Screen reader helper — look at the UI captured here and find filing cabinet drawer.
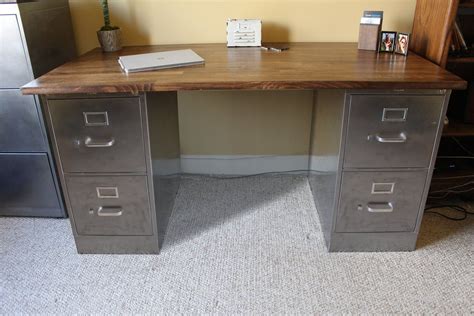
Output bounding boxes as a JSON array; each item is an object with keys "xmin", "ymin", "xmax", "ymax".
[
  {"xmin": 0, "ymin": 153, "xmax": 61, "ymax": 215},
  {"xmin": 48, "ymin": 97, "xmax": 147, "ymax": 173},
  {"xmin": 0, "ymin": 90, "xmax": 45, "ymax": 152},
  {"xmin": 344, "ymin": 94, "xmax": 444, "ymax": 169},
  {"xmin": 336, "ymin": 170, "xmax": 427, "ymax": 233},
  {"xmin": 0, "ymin": 14, "xmax": 32, "ymax": 88},
  {"xmin": 66, "ymin": 175, "xmax": 153, "ymax": 236}
]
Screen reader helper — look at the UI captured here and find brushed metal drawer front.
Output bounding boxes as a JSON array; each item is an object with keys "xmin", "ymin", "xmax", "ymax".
[
  {"xmin": 0, "ymin": 153, "xmax": 61, "ymax": 216},
  {"xmin": 66, "ymin": 175, "xmax": 153, "ymax": 236},
  {"xmin": 344, "ymin": 95, "xmax": 444, "ymax": 169},
  {"xmin": 48, "ymin": 97, "xmax": 146, "ymax": 173},
  {"xmin": 0, "ymin": 90, "xmax": 45, "ymax": 152},
  {"xmin": 0, "ymin": 14, "xmax": 32, "ymax": 88},
  {"xmin": 336, "ymin": 171, "xmax": 427, "ymax": 233}
]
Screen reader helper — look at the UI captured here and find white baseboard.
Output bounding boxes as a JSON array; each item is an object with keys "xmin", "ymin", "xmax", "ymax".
[
  {"xmin": 309, "ymin": 155, "xmax": 339, "ymax": 172},
  {"xmin": 180, "ymin": 155, "xmax": 309, "ymax": 175},
  {"xmin": 152, "ymin": 159, "xmax": 181, "ymax": 176},
  {"xmin": 152, "ymin": 155, "xmax": 339, "ymax": 175}
]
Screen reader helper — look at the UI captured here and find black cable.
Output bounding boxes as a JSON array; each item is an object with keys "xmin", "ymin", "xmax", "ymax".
[
  {"xmin": 424, "ymin": 203, "xmax": 474, "ymax": 221},
  {"xmin": 452, "ymin": 136, "xmax": 474, "ymax": 157}
]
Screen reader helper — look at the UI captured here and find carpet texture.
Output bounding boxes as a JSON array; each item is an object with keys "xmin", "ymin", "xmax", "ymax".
[{"xmin": 1, "ymin": 175, "xmax": 473, "ymax": 314}]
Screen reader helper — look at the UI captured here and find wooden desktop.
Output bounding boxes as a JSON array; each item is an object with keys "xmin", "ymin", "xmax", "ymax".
[{"xmin": 22, "ymin": 43, "xmax": 467, "ymax": 253}]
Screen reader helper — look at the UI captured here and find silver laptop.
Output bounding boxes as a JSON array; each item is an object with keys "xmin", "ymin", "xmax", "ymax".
[{"xmin": 118, "ymin": 49, "xmax": 204, "ymax": 73}]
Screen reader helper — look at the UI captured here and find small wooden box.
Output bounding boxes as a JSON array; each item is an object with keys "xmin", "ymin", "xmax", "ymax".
[{"xmin": 358, "ymin": 24, "xmax": 381, "ymax": 51}]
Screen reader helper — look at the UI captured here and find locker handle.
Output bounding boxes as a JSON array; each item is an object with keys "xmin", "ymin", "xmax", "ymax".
[
  {"xmin": 97, "ymin": 206, "xmax": 123, "ymax": 217},
  {"xmin": 367, "ymin": 202, "xmax": 393, "ymax": 213},
  {"xmin": 84, "ymin": 137, "xmax": 115, "ymax": 148},
  {"xmin": 375, "ymin": 132, "xmax": 407, "ymax": 143}
]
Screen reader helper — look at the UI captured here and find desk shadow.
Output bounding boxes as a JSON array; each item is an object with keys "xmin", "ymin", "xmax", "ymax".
[
  {"xmin": 262, "ymin": 22, "xmax": 290, "ymax": 43},
  {"xmin": 416, "ymin": 208, "xmax": 474, "ymax": 249},
  {"xmin": 159, "ymin": 174, "xmax": 308, "ymax": 250}
]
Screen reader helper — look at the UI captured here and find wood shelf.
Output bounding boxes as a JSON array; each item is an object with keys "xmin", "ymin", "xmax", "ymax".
[{"xmin": 443, "ymin": 121, "xmax": 474, "ymax": 136}]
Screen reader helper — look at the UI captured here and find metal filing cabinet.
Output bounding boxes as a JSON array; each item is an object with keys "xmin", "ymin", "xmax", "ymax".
[
  {"xmin": 324, "ymin": 90, "xmax": 449, "ymax": 251},
  {"xmin": 0, "ymin": 0, "xmax": 76, "ymax": 217},
  {"xmin": 44, "ymin": 95, "xmax": 160, "ymax": 254}
]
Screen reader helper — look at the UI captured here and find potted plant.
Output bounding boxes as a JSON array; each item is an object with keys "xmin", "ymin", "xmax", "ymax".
[{"xmin": 97, "ymin": 0, "xmax": 122, "ymax": 52}]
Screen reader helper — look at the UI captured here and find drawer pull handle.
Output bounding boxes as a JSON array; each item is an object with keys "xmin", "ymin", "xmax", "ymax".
[
  {"xmin": 84, "ymin": 137, "xmax": 115, "ymax": 148},
  {"xmin": 97, "ymin": 206, "xmax": 123, "ymax": 217},
  {"xmin": 375, "ymin": 132, "xmax": 407, "ymax": 143},
  {"xmin": 367, "ymin": 202, "xmax": 393, "ymax": 213}
]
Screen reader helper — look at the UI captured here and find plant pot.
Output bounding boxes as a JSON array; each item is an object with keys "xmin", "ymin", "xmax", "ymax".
[{"xmin": 97, "ymin": 28, "xmax": 122, "ymax": 52}]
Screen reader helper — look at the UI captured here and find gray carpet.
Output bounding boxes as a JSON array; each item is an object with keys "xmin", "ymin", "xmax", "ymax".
[{"xmin": 1, "ymin": 176, "xmax": 473, "ymax": 314}]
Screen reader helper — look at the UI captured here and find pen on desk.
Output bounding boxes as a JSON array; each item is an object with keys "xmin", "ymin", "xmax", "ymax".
[{"xmin": 260, "ymin": 46, "xmax": 289, "ymax": 52}]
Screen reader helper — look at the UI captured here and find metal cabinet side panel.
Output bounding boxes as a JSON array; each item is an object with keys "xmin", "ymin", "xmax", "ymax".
[
  {"xmin": 412, "ymin": 91, "xmax": 452, "ymax": 233},
  {"xmin": 308, "ymin": 90, "xmax": 346, "ymax": 248},
  {"xmin": 146, "ymin": 92, "xmax": 182, "ymax": 248}
]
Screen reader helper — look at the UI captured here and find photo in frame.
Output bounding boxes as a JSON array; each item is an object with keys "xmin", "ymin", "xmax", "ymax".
[
  {"xmin": 379, "ymin": 31, "xmax": 397, "ymax": 53},
  {"xmin": 395, "ymin": 33, "xmax": 409, "ymax": 56}
]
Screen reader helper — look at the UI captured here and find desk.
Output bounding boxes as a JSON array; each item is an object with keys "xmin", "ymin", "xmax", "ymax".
[{"xmin": 22, "ymin": 43, "xmax": 466, "ymax": 253}]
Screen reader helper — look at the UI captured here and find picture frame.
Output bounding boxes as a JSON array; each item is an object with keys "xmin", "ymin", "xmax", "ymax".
[
  {"xmin": 379, "ymin": 31, "xmax": 397, "ymax": 53},
  {"xmin": 395, "ymin": 32, "xmax": 410, "ymax": 56}
]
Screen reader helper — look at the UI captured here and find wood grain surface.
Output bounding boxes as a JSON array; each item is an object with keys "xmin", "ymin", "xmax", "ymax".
[
  {"xmin": 21, "ymin": 43, "xmax": 467, "ymax": 95},
  {"xmin": 410, "ymin": 0, "xmax": 459, "ymax": 68}
]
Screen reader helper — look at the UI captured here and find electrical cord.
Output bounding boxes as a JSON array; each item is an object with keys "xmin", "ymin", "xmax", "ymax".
[
  {"xmin": 437, "ymin": 156, "xmax": 474, "ymax": 159},
  {"xmin": 424, "ymin": 203, "xmax": 474, "ymax": 221},
  {"xmin": 429, "ymin": 181, "xmax": 474, "ymax": 194},
  {"xmin": 155, "ymin": 169, "xmax": 331, "ymax": 180},
  {"xmin": 430, "ymin": 137, "xmax": 474, "ymax": 200},
  {"xmin": 428, "ymin": 188, "xmax": 474, "ymax": 199},
  {"xmin": 432, "ymin": 174, "xmax": 474, "ymax": 180},
  {"xmin": 182, "ymin": 169, "xmax": 312, "ymax": 179},
  {"xmin": 452, "ymin": 137, "xmax": 474, "ymax": 157}
]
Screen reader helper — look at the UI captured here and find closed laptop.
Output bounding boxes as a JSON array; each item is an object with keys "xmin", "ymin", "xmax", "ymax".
[{"xmin": 118, "ymin": 49, "xmax": 204, "ymax": 73}]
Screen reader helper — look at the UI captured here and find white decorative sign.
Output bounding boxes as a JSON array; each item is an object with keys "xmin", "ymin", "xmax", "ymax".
[{"xmin": 226, "ymin": 19, "xmax": 262, "ymax": 47}]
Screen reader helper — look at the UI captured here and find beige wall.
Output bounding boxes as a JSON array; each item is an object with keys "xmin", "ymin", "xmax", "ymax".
[
  {"xmin": 178, "ymin": 91, "xmax": 313, "ymax": 155},
  {"xmin": 68, "ymin": 0, "xmax": 417, "ymax": 156},
  {"xmin": 69, "ymin": 0, "xmax": 416, "ymax": 55}
]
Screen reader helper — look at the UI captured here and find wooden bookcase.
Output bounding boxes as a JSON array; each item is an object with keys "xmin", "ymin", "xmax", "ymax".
[
  {"xmin": 446, "ymin": 1, "xmax": 474, "ymax": 129},
  {"xmin": 412, "ymin": 0, "xmax": 474, "ymax": 201}
]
